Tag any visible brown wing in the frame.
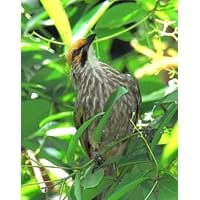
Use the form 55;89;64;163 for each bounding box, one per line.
74;104;91;158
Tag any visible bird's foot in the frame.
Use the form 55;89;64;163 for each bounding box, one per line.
93;152;105;166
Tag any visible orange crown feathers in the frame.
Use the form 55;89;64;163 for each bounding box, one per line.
66;39;86;65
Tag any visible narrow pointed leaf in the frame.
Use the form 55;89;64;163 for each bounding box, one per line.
151;103;177;150
39;111;73;127
160;123;178;169
107;177;148;200
67;112;104;163
72;0;115;41
75;172;82;200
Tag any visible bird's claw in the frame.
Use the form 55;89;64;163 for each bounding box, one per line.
93;152;105;166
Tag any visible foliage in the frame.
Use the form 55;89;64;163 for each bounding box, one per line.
21;0;178;199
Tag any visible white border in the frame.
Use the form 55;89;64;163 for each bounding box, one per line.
179;0;200;199
0;1;20;199
1;0;200;199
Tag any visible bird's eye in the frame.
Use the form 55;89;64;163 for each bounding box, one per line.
72;49;81;59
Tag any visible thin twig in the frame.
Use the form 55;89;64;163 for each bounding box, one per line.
144;180;159;200
22;173;75;187
30;31;65;45
45;188;49;200
41;179;64;191
118;160;150;167
76;159;94;170
35;135;48;155
23;178;61;187
59;180;66;200
22;164;81;171
96;14;150;42
100;133;138;155
130;119;159;171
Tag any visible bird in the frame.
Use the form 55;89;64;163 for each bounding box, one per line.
67;34;141;199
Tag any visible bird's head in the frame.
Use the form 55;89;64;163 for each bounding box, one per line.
67;34;96;68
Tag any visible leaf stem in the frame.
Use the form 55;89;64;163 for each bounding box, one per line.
96;14;151;42
30;31;65;46
101;133;138;155
22;173;75;187
22;164;79;171
35;135;48;155
130;120;159;171
144;180;159;200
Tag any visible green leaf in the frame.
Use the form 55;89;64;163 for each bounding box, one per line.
142;88;178;103
96;27;132;42
22;82;47;90
142;87;167;103
22;98;51;138
82;177;114;200
157;173;178;200
82;163;95;179
82;168;104;189
72;1;114;40
24;9;48;34
96;2;146;29
75;172;82;200
139;76;165;96
66;112;104;164
161;89;178;104
21;178;42;197
160;123;178;169
21;38;51;52
72;3;100;35
94;86;128;143
102;154;124;167
107;177;148;200
39;111;73;127
30;67;66;90
151;103;178;150
155;10;178;28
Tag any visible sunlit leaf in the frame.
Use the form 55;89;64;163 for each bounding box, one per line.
160;123;178;169
151;103;178;150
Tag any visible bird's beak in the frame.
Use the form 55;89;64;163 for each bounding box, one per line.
84;34;96;51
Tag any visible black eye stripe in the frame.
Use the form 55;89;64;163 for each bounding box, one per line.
80;50;87;67
71;47;88;67
72;49;81;59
